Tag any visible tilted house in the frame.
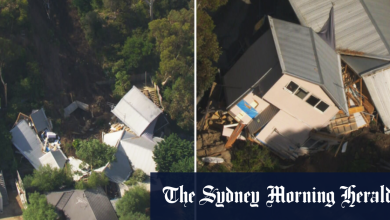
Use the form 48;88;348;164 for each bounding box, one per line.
223;16;347;159
46;188;118;220
112;86;162;138
102;130;163;183
10;110;67;170
289;0;390;133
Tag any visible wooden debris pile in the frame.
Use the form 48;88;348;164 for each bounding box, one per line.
197;111;237;169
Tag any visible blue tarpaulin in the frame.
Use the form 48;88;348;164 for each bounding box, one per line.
237;100;258;118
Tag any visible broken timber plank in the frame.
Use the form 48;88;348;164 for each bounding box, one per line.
335;136;346;157
224;123;245;149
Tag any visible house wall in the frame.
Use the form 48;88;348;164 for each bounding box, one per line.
263;74;339;130
229;92;270;124
255;110;312;146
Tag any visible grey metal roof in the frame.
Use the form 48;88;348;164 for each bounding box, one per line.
247;104;280;134
121;136;163;174
270;16;348;114
342;55;390;76
38;150;67;169
0;171;8;207
46;188;118;220
223;30;283;108
289;0;390;60
10;120;45;169
30;108;50;132
103;131;133;183
112;86;162;136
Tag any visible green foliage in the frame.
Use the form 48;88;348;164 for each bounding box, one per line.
91;0;103;9
75;171;109;189
23;192;58;220
120;212;150;220
81;11;105;46
0;119;15;171
23;164;73;192
0;0;29;30
116;185;150;218
75;139;117;168
197;0;227;95
121;32;153;69
0;37;25;66
153;133;193;172
73;138;82;150
72;0;92;16
113;70;131;97
232;142;278;172
170;156;194;172
125;169;147;186
149;8;194;130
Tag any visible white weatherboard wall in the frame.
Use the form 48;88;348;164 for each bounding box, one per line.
362;68;390;129
263;74;339;130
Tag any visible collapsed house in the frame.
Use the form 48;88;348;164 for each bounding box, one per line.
46;188;118;220
101;130;163;183
289;0;390;133
0;171;8;214
111;86;163;139
223;16;347;160
10;109;67;169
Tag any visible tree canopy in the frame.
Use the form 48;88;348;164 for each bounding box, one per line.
75;171;109;189
197;0;227;96
153;133;193;172
116;185;150;219
22;192;58;220
232;142;278;172
149;8;194;130
75;139;117;169
23;164;73;192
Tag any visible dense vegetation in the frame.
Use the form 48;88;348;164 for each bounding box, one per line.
125;169;147;186
23;164;74;192
75;171;109;189
116;185;150;220
0;0;44;173
22;192;58;220
153;133;193;172
231;141;278;172
197;0;227;98
73;0;194;131
74;139;117;169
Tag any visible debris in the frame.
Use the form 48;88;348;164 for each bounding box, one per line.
201;157;224;164
341;142;348;153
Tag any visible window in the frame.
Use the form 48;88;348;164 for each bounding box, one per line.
285;81;299;93
316;101;329;112
295;88;309;99
306;95;320;106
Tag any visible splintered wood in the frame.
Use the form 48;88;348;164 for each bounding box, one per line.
329;113;358;135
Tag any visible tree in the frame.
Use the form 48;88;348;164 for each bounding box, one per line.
75;171;109;189
113;70;131;97
23;164;73;192
120;212;150;220
80;11;105;46
231;142;278;172
121;32;153;70
75;139;117;169
72;0;93;15
125;169;147;186
153;133;193;172
170;156;194;172
116;185;150;218
23;192;58;220
149;8;194;130
0;119;16;172
197;0;227;98
0;37;24;107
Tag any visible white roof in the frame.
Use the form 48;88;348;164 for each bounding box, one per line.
120;136;163;174
112;86;162;136
103;130;163;176
289;0;390;60
38;150;67;169
68;157;88;181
